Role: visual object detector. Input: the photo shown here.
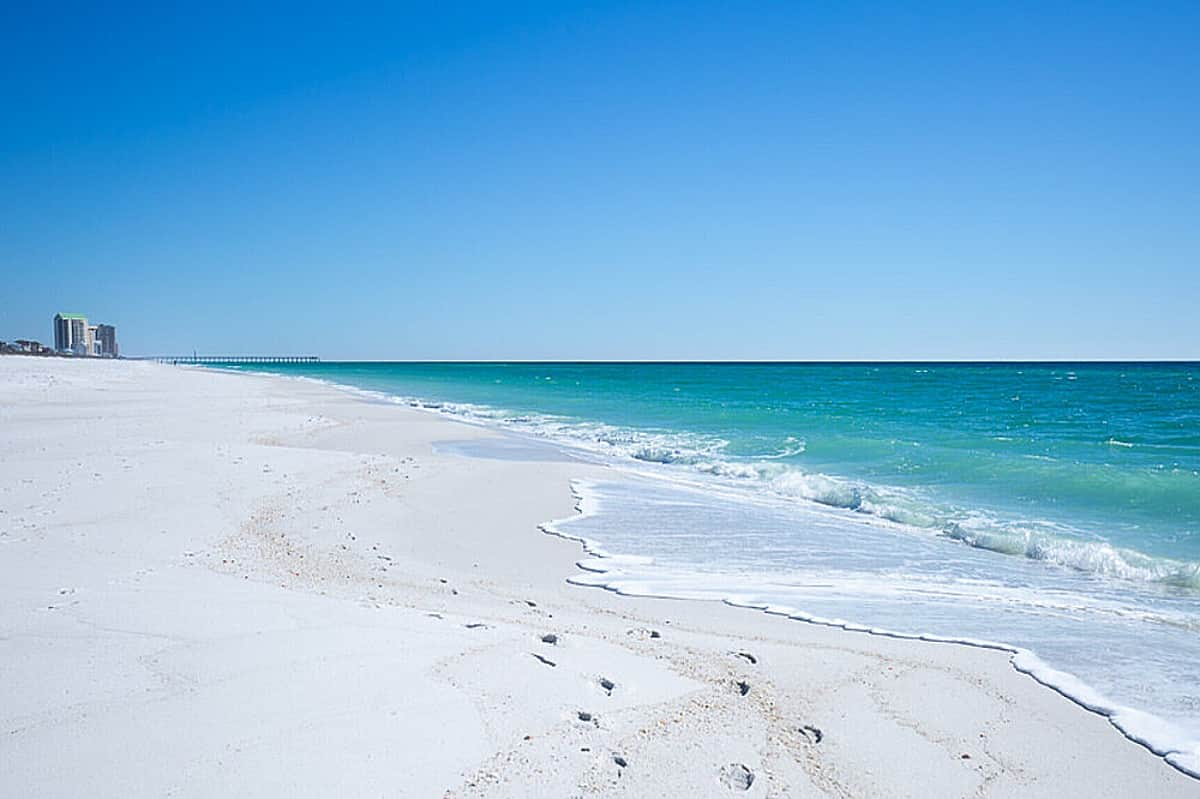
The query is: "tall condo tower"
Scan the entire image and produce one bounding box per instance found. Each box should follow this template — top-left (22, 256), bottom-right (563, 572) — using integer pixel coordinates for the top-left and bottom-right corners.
top-left (53, 313), bottom-right (88, 353)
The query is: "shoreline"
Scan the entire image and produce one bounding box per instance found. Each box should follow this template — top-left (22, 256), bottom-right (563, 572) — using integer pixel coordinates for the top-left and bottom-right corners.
top-left (237, 361), bottom-right (1200, 776)
top-left (2, 356), bottom-right (1195, 796)
top-left (233, 362), bottom-right (1200, 593)
top-left (544, 478), bottom-right (1200, 779)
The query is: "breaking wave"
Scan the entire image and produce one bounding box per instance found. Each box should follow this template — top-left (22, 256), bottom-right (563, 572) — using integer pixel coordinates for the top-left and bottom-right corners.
top-left (373, 389), bottom-right (1200, 593)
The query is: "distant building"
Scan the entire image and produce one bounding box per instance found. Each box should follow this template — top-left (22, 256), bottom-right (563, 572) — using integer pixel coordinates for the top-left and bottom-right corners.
top-left (54, 313), bottom-right (88, 353)
top-left (53, 314), bottom-right (118, 357)
top-left (96, 324), bottom-right (118, 357)
top-left (1, 339), bottom-right (52, 355)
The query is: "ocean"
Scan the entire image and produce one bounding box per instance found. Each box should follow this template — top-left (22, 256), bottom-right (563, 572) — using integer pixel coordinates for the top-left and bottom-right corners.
top-left (222, 361), bottom-right (1200, 773)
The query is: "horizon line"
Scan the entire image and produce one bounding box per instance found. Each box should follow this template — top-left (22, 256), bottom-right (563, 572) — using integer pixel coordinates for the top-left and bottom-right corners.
top-left (135, 356), bottom-right (1200, 365)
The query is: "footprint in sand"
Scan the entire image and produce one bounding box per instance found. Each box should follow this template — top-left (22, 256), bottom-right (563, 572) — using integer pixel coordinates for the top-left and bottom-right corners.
top-left (719, 763), bottom-right (754, 790)
top-left (626, 627), bottom-right (661, 640)
top-left (799, 724), bottom-right (823, 744)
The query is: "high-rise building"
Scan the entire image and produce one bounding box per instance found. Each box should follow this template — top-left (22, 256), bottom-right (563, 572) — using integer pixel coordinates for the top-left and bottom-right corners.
top-left (52, 314), bottom-right (118, 357)
top-left (53, 313), bottom-right (88, 353)
top-left (96, 324), bottom-right (118, 357)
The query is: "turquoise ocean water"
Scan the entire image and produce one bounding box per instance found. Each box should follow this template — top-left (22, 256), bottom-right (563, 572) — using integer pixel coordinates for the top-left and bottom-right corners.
top-left (224, 361), bottom-right (1200, 772)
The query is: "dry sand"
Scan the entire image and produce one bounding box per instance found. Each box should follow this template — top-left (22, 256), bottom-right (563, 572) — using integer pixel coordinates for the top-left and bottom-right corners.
top-left (1, 357), bottom-right (1194, 797)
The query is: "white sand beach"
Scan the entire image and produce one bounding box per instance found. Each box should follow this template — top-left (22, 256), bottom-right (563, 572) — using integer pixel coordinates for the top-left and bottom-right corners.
top-left (1, 357), bottom-right (1194, 797)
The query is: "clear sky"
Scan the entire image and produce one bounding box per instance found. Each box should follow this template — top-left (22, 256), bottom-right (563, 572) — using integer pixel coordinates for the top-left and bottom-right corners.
top-left (2, 2), bottom-right (1197, 359)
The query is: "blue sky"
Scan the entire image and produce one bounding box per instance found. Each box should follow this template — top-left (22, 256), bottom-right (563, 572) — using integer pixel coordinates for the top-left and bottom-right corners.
top-left (2, 1), bottom-right (1197, 359)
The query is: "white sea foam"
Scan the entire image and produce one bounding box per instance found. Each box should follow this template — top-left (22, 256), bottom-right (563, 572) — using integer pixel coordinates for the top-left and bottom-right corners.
top-left (942, 520), bottom-right (1200, 589)
top-left (540, 478), bottom-right (1200, 781)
